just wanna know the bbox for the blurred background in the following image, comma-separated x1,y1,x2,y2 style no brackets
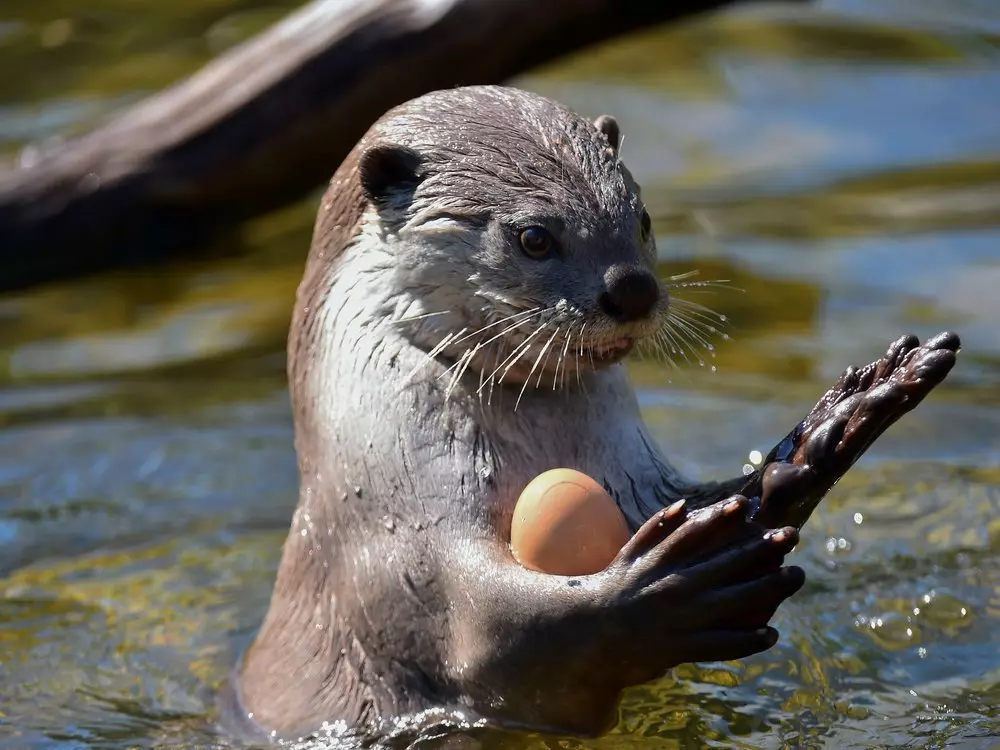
1,0,999,748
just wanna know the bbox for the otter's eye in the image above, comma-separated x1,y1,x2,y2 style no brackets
519,226,554,259
639,210,652,243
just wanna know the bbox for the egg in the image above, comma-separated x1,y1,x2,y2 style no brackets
510,468,630,576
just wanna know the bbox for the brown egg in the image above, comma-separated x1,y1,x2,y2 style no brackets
510,468,630,576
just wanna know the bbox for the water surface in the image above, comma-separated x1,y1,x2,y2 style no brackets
1,1,999,748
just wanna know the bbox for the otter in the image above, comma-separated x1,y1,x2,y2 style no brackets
231,86,960,744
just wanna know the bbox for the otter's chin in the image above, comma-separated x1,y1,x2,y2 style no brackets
492,335,639,386
584,337,635,365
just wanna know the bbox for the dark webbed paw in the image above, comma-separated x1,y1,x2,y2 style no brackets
742,331,961,529
598,496,804,682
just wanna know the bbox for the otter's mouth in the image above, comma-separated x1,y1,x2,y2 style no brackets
582,337,635,364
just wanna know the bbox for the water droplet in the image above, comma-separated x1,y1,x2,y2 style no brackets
707,344,715,352
720,315,728,322
710,365,717,373
722,333,730,341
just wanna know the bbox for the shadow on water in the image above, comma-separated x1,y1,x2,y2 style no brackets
1,0,999,748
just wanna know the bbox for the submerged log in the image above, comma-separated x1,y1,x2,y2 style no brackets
0,0,803,290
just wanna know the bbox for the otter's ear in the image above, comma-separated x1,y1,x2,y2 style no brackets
358,144,422,205
594,114,620,155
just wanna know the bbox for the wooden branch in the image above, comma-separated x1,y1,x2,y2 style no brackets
0,0,802,290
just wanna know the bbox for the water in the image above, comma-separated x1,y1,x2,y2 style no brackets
2,1,999,747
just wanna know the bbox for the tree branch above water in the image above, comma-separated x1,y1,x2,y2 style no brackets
0,0,805,291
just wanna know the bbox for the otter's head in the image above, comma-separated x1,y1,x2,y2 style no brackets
346,86,671,392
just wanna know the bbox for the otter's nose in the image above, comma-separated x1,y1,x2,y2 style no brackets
599,265,660,323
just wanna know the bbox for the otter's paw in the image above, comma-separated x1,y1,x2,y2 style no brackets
603,495,802,680
747,331,961,529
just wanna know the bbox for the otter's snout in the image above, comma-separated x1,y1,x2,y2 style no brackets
599,265,660,323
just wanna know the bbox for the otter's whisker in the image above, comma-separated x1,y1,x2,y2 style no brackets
643,338,667,372
665,314,725,346
477,346,488,406
486,340,505,407
448,306,542,351
400,327,468,388
669,313,715,353
654,329,682,371
656,277,734,373
660,335,685,373
575,325,590,401
426,329,465,361
641,329,682,373
497,324,548,386
584,331,596,373
663,270,736,291
392,310,452,325
662,315,721,375
665,280,742,294
514,324,559,411
663,268,742,298
426,308,549,400
478,311,547,388
478,322,543,397
671,291,729,306
672,305,731,339
666,270,701,282
443,346,477,401
671,295,728,317
669,313,724,347
573,323,587,390
554,324,575,391
660,323,696,368
666,320,706,364
534,326,561,390
471,308,545,354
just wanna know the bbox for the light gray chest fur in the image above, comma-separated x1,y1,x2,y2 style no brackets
306,245,682,540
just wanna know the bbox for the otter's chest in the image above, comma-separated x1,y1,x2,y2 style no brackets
477,372,679,531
